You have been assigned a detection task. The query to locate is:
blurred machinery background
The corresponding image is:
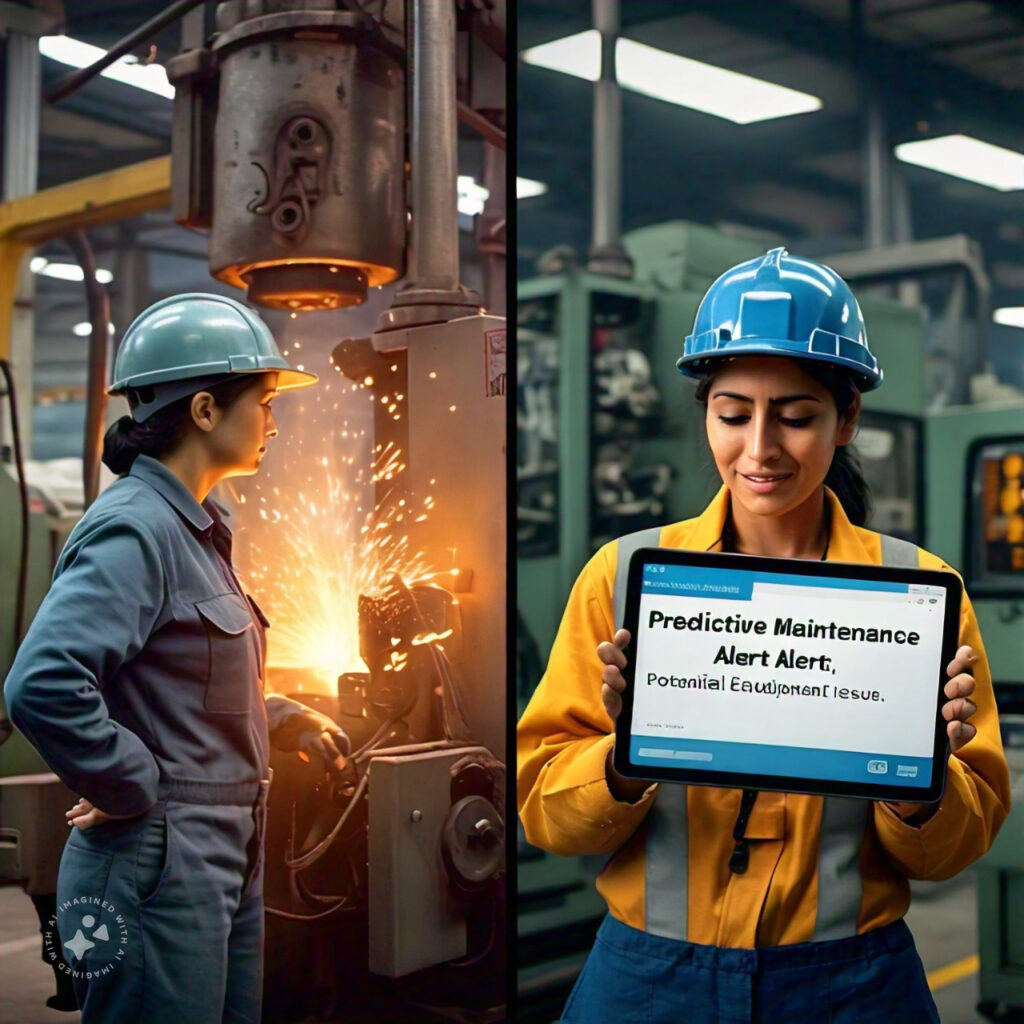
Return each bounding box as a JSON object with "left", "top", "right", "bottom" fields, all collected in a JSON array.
[
  {"left": 516, "top": 2, "right": 1023, "bottom": 1022},
  {"left": 0, "top": 2, "right": 506, "bottom": 1022}
]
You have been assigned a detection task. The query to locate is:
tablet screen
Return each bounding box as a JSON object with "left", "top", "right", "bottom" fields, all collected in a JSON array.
[{"left": 619, "top": 551, "right": 960, "bottom": 800}]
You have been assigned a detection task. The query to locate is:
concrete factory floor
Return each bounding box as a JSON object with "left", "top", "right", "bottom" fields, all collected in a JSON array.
[
  {"left": 0, "top": 881, "right": 486, "bottom": 1024},
  {"left": 0, "top": 873, "right": 1007, "bottom": 1023}
]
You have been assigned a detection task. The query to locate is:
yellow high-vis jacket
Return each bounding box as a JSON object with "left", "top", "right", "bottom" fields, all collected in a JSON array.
[{"left": 517, "top": 487, "right": 1011, "bottom": 948}]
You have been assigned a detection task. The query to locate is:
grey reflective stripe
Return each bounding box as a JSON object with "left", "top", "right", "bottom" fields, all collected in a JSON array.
[
  {"left": 644, "top": 785, "right": 689, "bottom": 939},
  {"left": 613, "top": 527, "right": 688, "bottom": 939},
  {"left": 812, "top": 531, "right": 919, "bottom": 940},
  {"left": 812, "top": 797, "right": 871, "bottom": 940},
  {"left": 879, "top": 533, "right": 920, "bottom": 568},
  {"left": 613, "top": 527, "right": 662, "bottom": 628}
]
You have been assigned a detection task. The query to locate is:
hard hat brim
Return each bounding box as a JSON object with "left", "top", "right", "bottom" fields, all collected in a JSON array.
[
  {"left": 274, "top": 367, "right": 320, "bottom": 391},
  {"left": 676, "top": 346, "right": 883, "bottom": 392}
]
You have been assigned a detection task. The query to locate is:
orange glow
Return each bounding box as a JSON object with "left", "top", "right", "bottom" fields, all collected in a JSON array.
[
  {"left": 411, "top": 629, "right": 454, "bottom": 646},
  {"left": 229, "top": 380, "right": 439, "bottom": 694}
]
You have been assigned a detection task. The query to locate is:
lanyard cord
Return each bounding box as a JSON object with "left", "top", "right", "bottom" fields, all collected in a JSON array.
[
  {"left": 707, "top": 498, "right": 832, "bottom": 874},
  {"left": 729, "top": 788, "right": 760, "bottom": 875}
]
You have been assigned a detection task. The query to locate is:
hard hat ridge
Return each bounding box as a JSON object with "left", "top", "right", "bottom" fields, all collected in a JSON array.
[{"left": 678, "top": 248, "right": 882, "bottom": 391}]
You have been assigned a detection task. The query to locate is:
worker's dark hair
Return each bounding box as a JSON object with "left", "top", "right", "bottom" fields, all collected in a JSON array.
[
  {"left": 694, "top": 358, "right": 871, "bottom": 527},
  {"left": 102, "top": 374, "right": 263, "bottom": 476}
]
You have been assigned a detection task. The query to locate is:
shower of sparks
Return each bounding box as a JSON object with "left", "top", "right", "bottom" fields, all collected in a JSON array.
[{"left": 229, "top": 367, "right": 437, "bottom": 694}]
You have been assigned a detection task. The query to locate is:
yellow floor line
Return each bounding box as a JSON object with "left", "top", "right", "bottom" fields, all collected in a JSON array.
[{"left": 927, "top": 953, "right": 979, "bottom": 993}]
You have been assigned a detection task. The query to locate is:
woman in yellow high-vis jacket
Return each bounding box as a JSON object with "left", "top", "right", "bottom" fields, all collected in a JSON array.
[{"left": 517, "top": 249, "right": 1011, "bottom": 1024}]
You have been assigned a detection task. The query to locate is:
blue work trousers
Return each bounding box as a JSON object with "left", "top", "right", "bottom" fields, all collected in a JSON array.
[
  {"left": 561, "top": 914, "right": 940, "bottom": 1024},
  {"left": 54, "top": 779, "right": 268, "bottom": 1024}
]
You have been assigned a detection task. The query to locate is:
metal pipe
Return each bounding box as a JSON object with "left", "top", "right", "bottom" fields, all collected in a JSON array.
[
  {"left": 591, "top": 0, "right": 620, "bottom": 251},
  {"left": 478, "top": 141, "right": 505, "bottom": 315},
  {"left": 863, "top": 91, "right": 888, "bottom": 249},
  {"left": 456, "top": 100, "right": 506, "bottom": 151},
  {"left": 0, "top": 358, "right": 29, "bottom": 647},
  {"left": 4, "top": 33, "right": 40, "bottom": 200},
  {"left": 586, "top": 0, "right": 632, "bottom": 277},
  {"left": 66, "top": 231, "right": 110, "bottom": 508},
  {"left": 406, "top": 0, "right": 460, "bottom": 291},
  {"left": 3, "top": 30, "right": 41, "bottom": 475},
  {"left": 852, "top": 0, "right": 888, "bottom": 249},
  {"left": 45, "top": 0, "right": 206, "bottom": 104}
]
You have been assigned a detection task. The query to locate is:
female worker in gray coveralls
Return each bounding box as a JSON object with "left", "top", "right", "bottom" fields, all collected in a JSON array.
[{"left": 4, "top": 293, "right": 350, "bottom": 1024}]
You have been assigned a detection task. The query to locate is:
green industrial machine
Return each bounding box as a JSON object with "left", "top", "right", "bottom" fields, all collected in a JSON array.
[
  {"left": 516, "top": 220, "right": 1020, "bottom": 1016},
  {"left": 924, "top": 408, "right": 1024, "bottom": 1021},
  {"left": 0, "top": 467, "right": 80, "bottom": 777}
]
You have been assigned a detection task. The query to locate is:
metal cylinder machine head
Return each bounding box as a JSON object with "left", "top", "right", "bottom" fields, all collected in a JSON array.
[{"left": 170, "top": 1, "right": 406, "bottom": 311}]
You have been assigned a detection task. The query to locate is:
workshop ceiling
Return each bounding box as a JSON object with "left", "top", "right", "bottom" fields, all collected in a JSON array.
[{"left": 517, "top": 0, "right": 1024, "bottom": 315}]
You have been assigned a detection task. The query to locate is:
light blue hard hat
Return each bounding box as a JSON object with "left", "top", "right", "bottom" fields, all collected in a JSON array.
[
  {"left": 109, "top": 293, "right": 318, "bottom": 420},
  {"left": 677, "top": 247, "right": 882, "bottom": 391}
]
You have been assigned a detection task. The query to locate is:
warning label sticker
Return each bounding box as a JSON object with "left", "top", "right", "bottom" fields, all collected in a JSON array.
[{"left": 484, "top": 328, "right": 506, "bottom": 397}]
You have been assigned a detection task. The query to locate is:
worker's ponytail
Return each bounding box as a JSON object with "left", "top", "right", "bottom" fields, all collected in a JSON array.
[
  {"left": 101, "top": 374, "right": 260, "bottom": 475},
  {"left": 101, "top": 399, "right": 193, "bottom": 475}
]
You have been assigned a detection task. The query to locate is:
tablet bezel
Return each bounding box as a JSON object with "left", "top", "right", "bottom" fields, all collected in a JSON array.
[{"left": 613, "top": 547, "right": 962, "bottom": 803}]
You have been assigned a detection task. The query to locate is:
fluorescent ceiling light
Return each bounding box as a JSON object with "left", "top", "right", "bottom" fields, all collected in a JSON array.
[
  {"left": 895, "top": 135, "right": 1024, "bottom": 192},
  {"left": 517, "top": 177, "right": 548, "bottom": 199},
  {"left": 73, "top": 321, "right": 115, "bottom": 336},
  {"left": 39, "top": 35, "right": 174, "bottom": 100},
  {"left": 32, "top": 260, "right": 113, "bottom": 284},
  {"left": 615, "top": 39, "right": 821, "bottom": 123},
  {"left": 994, "top": 307, "right": 1024, "bottom": 328},
  {"left": 456, "top": 175, "right": 489, "bottom": 217},
  {"left": 521, "top": 29, "right": 601, "bottom": 82}
]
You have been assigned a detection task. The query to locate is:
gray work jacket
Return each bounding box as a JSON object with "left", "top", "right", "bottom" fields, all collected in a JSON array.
[{"left": 4, "top": 455, "right": 312, "bottom": 815}]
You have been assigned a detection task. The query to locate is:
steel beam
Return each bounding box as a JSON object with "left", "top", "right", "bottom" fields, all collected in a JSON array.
[{"left": 0, "top": 157, "right": 171, "bottom": 361}]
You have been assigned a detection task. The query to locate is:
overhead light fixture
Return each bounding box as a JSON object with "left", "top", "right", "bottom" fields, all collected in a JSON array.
[
  {"left": 994, "top": 307, "right": 1024, "bottom": 328},
  {"left": 31, "top": 259, "right": 113, "bottom": 284},
  {"left": 521, "top": 29, "right": 601, "bottom": 82},
  {"left": 522, "top": 31, "right": 820, "bottom": 124},
  {"left": 39, "top": 35, "right": 175, "bottom": 100},
  {"left": 456, "top": 175, "right": 489, "bottom": 217},
  {"left": 615, "top": 39, "right": 822, "bottom": 123},
  {"left": 73, "top": 321, "right": 115, "bottom": 336},
  {"left": 517, "top": 177, "right": 548, "bottom": 199},
  {"left": 895, "top": 135, "right": 1024, "bottom": 192}
]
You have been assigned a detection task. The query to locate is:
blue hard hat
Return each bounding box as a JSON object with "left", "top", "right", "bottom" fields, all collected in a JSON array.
[
  {"left": 677, "top": 247, "right": 882, "bottom": 391},
  {"left": 110, "top": 293, "right": 318, "bottom": 420}
]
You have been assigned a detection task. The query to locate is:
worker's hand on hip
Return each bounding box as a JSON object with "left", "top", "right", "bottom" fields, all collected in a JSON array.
[
  {"left": 943, "top": 644, "right": 979, "bottom": 754},
  {"left": 66, "top": 798, "right": 136, "bottom": 831},
  {"left": 597, "top": 629, "right": 631, "bottom": 724}
]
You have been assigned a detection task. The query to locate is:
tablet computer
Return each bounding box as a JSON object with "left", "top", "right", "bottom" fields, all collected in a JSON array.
[{"left": 613, "top": 548, "right": 963, "bottom": 802}]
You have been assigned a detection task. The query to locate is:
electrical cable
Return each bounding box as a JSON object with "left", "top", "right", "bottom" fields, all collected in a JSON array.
[
  {"left": 284, "top": 768, "right": 369, "bottom": 872},
  {"left": 265, "top": 900, "right": 353, "bottom": 922},
  {"left": 352, "top": 717, "right": 400, "bottom": 760},
  {"left": 0, "top": 359, "right": 29, "bottom": 646},
  {"left": 66, "top": 230, "right": 110, "bottom": 509},
  {"left": 446, "top": 892, "right": 498, "bottom": 968},
  {"left": 45, "top": 0, "right": 207, "bottom": 104}
]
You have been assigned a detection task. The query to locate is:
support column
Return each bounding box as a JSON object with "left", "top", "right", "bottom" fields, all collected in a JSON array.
[
  {"left": 378, "top": 0, "right": 482, "bottom": 331},
  {"left": 586, "top": 0, "right": 632, "bottom": 278},
  {"left": 1, "top": 19, "right": 48, "bottom": 459}
]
